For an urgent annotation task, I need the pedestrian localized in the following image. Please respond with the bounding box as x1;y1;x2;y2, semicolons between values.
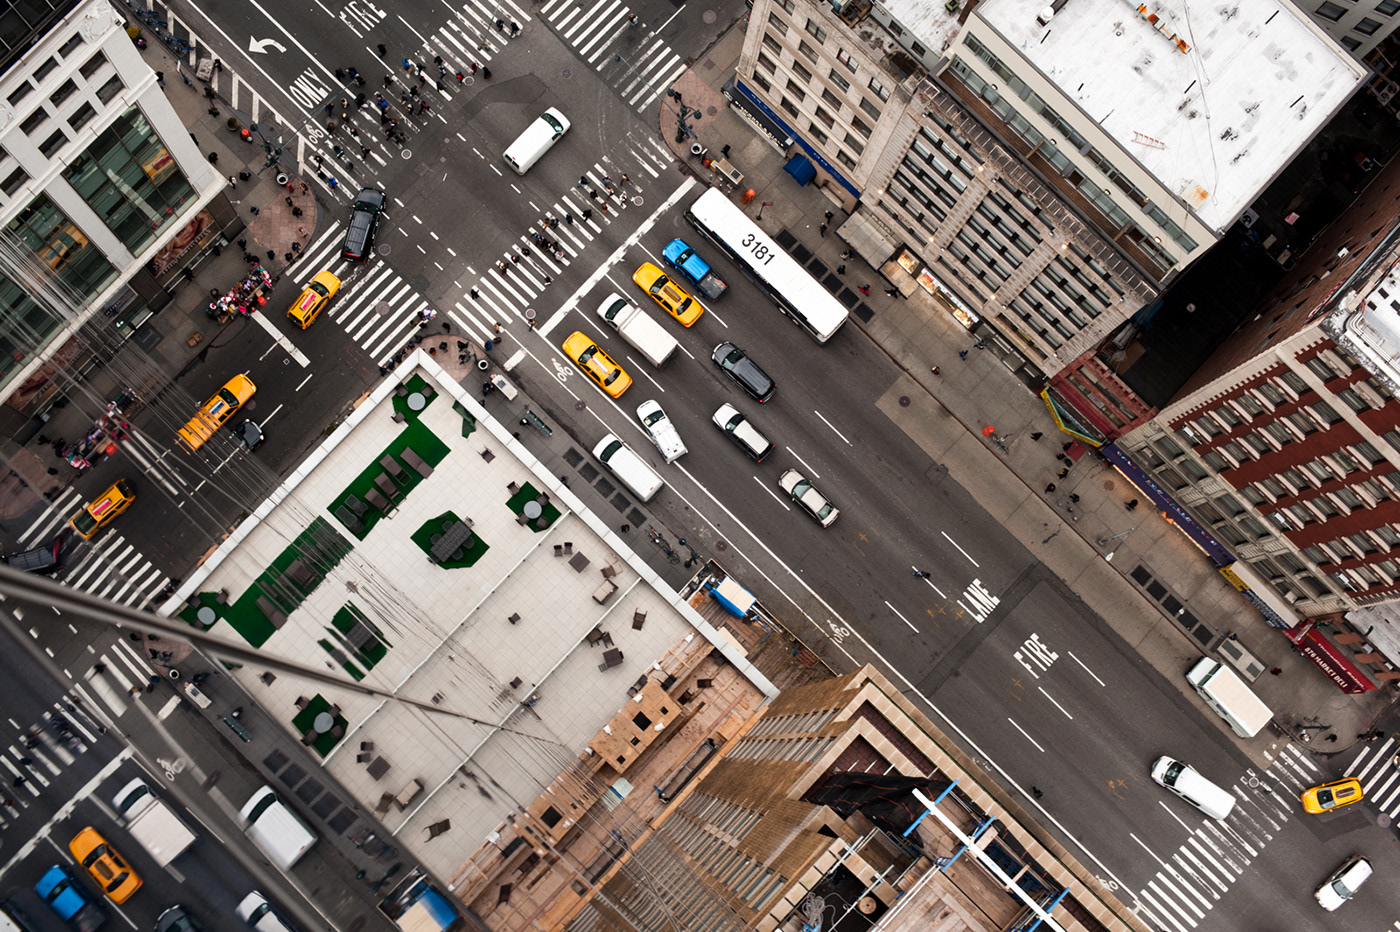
292;241;302;252
456;70;465;83
578;176;588;189
285;196;294;207
824;210;834;221
565;212;574;224
1031;786;1044;799
619;173;630;185
885;287;898;297
582;208;593;220
403;57;412;71
837;264;846;275
1045;483;1056;493
155;71;165;87
1055;468;1068;478
470;288;479;299
627;12;638;25
858;283;871;294
959;349;968;360
384;73;394;86
1070;493;1080;504
377;43;387;57
510;20;519;36
1269;667;1282;675
250;206;260;216
1062;441;1074;451
912;569;930;578
207;151;218;164
13;776;26;788
818;223;827;237
266;250;276;261
1030;432;1043;441
1325;733;1338;742
931;366;940;375
510;254;520;264
361;145;371;157
1126;498;1139;511
328;176;339;189
207;105;219;117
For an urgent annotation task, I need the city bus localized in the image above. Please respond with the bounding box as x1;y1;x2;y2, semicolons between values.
684;188;848;344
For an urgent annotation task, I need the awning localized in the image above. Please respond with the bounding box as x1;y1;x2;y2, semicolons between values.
784;154;816;186
1288;621;1378;693
721;77;792;153
1039;386;1107;447
1099;443;1237;566
838;209;901;265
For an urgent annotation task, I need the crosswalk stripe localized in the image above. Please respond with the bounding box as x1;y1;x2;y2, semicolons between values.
1141;883;1193;932
577;3;624;55
349;280;411;339
18;489;79;546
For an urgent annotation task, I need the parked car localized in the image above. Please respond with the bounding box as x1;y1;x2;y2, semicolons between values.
778;469;840;527
662;238;727;300
1314;854;1372;910
712;342;775;402
632;262;703;326
68;828;141;904
1301;777;1364;814
563;331;632;398
637;400;687;463
712;404;774;463
287;271;340;329
341;188;385;262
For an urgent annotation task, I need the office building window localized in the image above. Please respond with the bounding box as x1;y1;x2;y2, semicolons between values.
48;79;77;107
798;40;818;63
37;130;66;158
757;53;777;73
813;106;834;127
808;123;828;144
95;76;123;105
762;32;783;53
7;194;116;298
1342;35;1364;49
1316;1;1347;19
828;68;850;91
868;76;889;101
779;96;799;117
57;34;83;58
1356;16;1384;32
805;18;827;42
859;96;881;120
751;70;771;92
785;79;807;102
767;12;788;35
1377;0;1400;15
67;102;96;132
20;109;48;136
836;48;857;72
821;87;842;108
62;108;194;254
79;53;107;81
0;167;28;196
792;61;813;81
843;132;864;154
850;115;872;137
836;149;856;170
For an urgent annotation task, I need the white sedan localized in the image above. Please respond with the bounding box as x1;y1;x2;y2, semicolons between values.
636;400;687;463
778;468;840;527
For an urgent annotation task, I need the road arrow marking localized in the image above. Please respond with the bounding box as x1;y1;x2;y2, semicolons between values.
248;37;286;54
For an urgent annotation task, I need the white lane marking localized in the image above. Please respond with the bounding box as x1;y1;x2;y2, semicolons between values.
754;476;789;510
248;312;310;367
784;446;819;479
813;409;850;445
1067;650;1105;686
941;531;980;567
0;749;133;874
1006;717;1044;752
157;695;182;720
1158;800;1194;834
918;575;946;598
883;600;918;633
1036;686;1073;720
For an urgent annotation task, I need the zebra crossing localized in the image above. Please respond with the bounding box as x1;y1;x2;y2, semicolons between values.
1345;733;1400;818
16;488;172;612
540;0;689;111
1131;745;1323;932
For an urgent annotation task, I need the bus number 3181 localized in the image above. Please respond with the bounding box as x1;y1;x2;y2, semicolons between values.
739;233;775;265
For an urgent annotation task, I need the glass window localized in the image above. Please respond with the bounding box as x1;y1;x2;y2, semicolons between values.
762;32;783;53
828;68;850;92
850;115;872;138
48;79;77;108
804;18;827;42
57;34;83;59
1356;16;1384;32
798;40;818;63
868;76;889;101
38;130;66;158
1378;0;1400;16
757;53;777;73
859;96;881;120
1305;355;1338;381
1264;421;1293;445
1241;485;1266;505
750;69;771;92
792;61;813;81
1215;405;1243;427
1336;386;1371;412
1235;394;1263;417
7;84;31;106
1256;382;1286;405
32;58;57;83
79;54;106;82
67;102;96;132
1202;450;1230;472
96;76;123;105
836;48;857;72
777;0;794;12
785;79;806;101
1281;370;1310;394
1;167;28;196
62;108;195;254
1286;411;1318;435
836;149;856;170
779;96;799;118
843;131;864;155
807;123;828;145
20;109;48;136
6;194;115;300
821;87;841;108
1312;400;1343;424
813;107;834;127
1354;440;1386;465
1317;1;1347;19
767;13;788;35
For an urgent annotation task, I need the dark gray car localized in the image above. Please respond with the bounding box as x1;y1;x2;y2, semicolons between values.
341;188;385;262
712;342;775;402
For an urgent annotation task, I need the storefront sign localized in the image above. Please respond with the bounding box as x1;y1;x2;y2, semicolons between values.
1219;564;1291;629
1287;621;1377;693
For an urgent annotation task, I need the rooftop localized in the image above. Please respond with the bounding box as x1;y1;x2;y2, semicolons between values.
976;0;1366;233
169;350;776;879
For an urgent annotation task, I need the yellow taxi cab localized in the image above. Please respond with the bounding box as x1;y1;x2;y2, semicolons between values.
287;270;340;329
68;479;135;541
1301;777;1364;814
69;827;141;904
176;374;256;453
632;262;703;327
562;331;632;398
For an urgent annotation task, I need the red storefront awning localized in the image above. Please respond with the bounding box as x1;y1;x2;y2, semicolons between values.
1286;621;1377;694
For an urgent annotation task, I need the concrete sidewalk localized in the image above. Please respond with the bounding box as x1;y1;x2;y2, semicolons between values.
658;25;1397;765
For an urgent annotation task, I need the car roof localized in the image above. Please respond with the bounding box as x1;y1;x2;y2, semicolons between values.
354;188;385;206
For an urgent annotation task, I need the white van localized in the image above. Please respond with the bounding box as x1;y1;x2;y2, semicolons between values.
239;787;317;870
593;434;664;502
236;893;298;932
1150;756;1236;820
637;400;687;463
503;107;571;174
1184;658;1273;738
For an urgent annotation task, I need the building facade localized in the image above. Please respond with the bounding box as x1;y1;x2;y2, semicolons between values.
1116;153;1400;618
731;0;1365;394
0;0;225;427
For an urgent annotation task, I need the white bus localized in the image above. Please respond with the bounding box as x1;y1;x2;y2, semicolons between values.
685;188;848;343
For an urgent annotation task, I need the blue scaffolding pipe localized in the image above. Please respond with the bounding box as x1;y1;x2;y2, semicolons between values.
1018;888;1069;932
903;779;959;837
937;815;995;872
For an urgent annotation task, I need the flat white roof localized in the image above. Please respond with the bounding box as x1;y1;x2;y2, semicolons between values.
974;0;1365;233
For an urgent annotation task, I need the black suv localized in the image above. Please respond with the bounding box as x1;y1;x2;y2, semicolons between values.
712;342;775;402
342;187;385;262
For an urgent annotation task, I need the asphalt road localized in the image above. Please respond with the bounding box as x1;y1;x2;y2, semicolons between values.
7;0;1399;930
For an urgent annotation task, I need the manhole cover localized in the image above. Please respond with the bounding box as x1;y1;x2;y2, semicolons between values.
378;243;391;255
462;76;474;86
373;301;391;315
706;105;717;116
575;400;587;411
631;195;644;206
1101;478;1116;490
562;68;573;78
702;9;716;22
716;540;727;551
401;148;411;158
899;396;910;407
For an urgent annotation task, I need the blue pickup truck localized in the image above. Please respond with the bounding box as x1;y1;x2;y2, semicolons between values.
662;239;727;300
35;866;105;932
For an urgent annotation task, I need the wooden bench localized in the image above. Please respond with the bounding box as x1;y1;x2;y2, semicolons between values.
334;505;363;534
402;447;434;478
592;579;617;604
380;454;406;482
256;595;287;629
365;488;393;514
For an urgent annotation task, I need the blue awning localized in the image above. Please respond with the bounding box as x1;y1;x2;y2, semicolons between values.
1100;443;1236;566
784;154;816;186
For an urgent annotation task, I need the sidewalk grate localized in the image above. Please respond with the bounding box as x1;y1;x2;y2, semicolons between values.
563;447;584;467
854;303;874;322
822;273;842;293
775;230;797;249
629;508;646;527
263;749;289;770
579;463;599;482
595;477;616;497
327;809;357;833
610;493;631;512
280;763;307;787
296;777;324;804
792;244;813;264
807;257;827;277
837;289;859;308
311;793;341;819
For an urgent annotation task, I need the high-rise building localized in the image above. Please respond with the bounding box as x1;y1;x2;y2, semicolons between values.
0;0;225;429
730;0;1365;396
1115;152;1400;619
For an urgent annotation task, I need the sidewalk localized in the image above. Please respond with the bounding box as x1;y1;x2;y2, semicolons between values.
658;25;1396;764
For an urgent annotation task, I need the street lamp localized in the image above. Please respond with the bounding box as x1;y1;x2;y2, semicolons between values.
756;200;773;220
1094;525;1135;562
616;54;696;143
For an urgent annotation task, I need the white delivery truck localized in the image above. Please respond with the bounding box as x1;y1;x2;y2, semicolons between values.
1185;658;1274;738
110;779;196;867
597;294;678;367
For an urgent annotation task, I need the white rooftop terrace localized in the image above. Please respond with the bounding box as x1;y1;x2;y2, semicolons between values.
971;0;1366;233
170;350;775;878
